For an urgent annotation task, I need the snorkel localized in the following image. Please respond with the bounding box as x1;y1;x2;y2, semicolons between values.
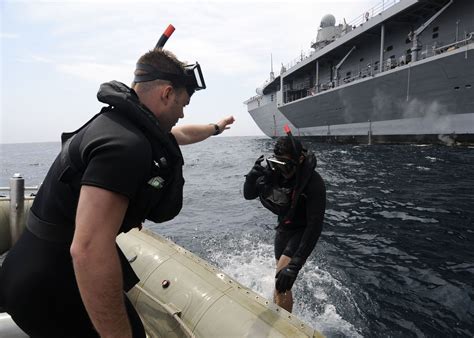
278;124;305;226
283;124;300;160
155;24;176;48
133;24;206;96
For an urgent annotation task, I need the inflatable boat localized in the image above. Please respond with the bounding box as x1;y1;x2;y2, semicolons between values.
0;185;323;337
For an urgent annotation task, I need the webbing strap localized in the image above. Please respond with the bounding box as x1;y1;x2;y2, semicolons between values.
26;210;74;243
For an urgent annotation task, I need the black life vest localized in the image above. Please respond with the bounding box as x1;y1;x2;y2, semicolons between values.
61;81;185;229
258;152;317;229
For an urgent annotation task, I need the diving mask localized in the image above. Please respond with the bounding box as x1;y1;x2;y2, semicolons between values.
267;156;297;175
133;62;206;96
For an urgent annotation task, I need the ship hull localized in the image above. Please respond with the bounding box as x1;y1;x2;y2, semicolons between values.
248;100;295;138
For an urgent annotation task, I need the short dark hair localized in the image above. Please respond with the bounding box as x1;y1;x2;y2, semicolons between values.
274;136;304;159
132;49;185;91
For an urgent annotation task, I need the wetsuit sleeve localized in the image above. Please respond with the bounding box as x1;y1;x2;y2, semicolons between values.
243;174;260;199
243;166;267;200
292;172;326;263
80;129;151;200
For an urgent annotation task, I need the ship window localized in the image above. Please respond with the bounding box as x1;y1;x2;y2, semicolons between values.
271;94;274;101
406;38;411;44
433;26;439;32
359;58;364;62
386;45;393;52
346;71;351;76
432;33;439;39
454;86;460;90
466;84;472;89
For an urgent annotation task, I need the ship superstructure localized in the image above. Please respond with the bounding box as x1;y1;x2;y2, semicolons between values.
245;0;474;144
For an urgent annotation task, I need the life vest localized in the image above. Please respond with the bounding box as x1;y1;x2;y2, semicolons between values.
28;81;185;241
62;81;185;229
258;152;317;229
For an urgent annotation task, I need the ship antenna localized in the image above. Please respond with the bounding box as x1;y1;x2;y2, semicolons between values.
270;53;275;80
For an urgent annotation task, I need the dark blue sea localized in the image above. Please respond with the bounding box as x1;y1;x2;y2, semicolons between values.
1;138;473;337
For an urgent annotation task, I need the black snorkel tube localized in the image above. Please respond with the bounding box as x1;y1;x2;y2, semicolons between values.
133;24;206;96
276;124;304;228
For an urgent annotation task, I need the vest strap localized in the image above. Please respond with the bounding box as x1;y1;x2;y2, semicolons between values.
27;210;75;243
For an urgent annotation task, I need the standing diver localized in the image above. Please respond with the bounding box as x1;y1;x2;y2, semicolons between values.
243;127;326;312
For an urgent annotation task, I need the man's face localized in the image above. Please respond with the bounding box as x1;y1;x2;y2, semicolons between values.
159;86;190;132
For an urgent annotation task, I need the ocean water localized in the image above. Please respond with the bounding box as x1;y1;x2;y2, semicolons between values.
1;138;473;337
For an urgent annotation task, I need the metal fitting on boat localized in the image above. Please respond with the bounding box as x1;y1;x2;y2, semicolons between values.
9;173;25;247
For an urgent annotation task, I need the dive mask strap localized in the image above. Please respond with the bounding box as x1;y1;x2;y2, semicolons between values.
134;63;184;84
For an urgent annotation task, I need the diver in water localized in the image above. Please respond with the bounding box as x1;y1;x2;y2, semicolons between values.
243;133;326;312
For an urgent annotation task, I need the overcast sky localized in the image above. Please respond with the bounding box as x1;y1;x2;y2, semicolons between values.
1;0;378;144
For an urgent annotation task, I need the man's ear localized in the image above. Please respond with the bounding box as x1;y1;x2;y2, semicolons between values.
161;85;174;103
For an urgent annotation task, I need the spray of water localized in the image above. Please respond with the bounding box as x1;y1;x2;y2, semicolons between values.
208;233;364;337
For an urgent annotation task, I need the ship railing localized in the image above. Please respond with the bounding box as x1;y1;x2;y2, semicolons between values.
284;49;315;72
283;0;401;73
348;0;400;28
433;32;474;54
0;185;38;200
416;36;473;60
243;94;262;105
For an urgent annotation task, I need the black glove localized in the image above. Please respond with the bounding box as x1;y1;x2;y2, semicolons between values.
255;154;265;166
245;155;266;181
244;155;274;200
275;259;304;293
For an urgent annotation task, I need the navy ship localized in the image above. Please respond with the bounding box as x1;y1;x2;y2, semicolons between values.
245;0;474;144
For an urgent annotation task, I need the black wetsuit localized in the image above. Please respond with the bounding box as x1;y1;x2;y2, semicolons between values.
0;81;184;337
243;153;326;264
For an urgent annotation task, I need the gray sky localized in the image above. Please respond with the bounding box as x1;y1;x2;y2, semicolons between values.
1;0;378;144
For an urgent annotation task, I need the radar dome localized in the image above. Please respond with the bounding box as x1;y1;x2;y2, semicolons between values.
320;14;336;28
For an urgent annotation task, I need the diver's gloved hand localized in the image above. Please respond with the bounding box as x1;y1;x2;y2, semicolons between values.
255;154;265;166
245;155;267;181
275;258;304;293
